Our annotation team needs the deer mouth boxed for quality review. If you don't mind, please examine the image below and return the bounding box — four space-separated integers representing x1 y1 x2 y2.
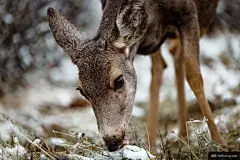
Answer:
104 136 123 152
103 133 129 152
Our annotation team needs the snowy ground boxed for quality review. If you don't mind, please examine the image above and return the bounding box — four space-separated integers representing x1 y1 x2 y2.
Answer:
0 34 239 159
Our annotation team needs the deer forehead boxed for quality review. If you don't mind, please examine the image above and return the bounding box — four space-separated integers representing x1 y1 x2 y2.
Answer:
76 54 126 95
77 54 110 83
77 59 110 98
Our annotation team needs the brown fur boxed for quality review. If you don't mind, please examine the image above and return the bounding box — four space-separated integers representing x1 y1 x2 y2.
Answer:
147 50 166 147
48 0 226 151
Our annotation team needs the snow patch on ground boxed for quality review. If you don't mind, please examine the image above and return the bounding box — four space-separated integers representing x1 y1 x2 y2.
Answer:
0 145 27 160
0 137 27 160
0 82 98 141
215 105 240 134
49 137 66 146
68 145 154 160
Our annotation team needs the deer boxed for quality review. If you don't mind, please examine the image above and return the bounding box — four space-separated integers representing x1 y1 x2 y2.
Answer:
47 0 226 152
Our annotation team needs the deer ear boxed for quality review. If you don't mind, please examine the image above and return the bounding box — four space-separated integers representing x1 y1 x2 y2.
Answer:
47 7 82 54
114 0 148 49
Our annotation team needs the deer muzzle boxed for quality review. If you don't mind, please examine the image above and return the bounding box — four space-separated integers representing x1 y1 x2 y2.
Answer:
103 133 125 152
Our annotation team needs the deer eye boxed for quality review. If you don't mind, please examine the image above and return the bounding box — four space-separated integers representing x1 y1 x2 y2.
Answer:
76 87 88 99
114 75 124 90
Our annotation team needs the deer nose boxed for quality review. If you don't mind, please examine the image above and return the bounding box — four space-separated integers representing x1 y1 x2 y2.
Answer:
103 135 124 152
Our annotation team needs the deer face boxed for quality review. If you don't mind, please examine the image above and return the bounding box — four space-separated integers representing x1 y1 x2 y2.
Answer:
47 0 147 151
76 44 137 151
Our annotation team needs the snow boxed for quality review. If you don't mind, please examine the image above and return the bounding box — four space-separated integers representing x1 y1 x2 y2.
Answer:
36 22 50 33
40 154 48 160
2 13 13 24
49 57 79 83
33 138 41 145
214 105 240 134
69 154 94 160
68 145 155 160
165 127 179 142
49 137 65 146
0 145 27 160
122 145 155 160
0 122 11 142
132 105 145 117
0 82 98 141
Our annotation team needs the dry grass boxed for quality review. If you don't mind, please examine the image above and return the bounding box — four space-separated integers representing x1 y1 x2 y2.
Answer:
0 104 239 160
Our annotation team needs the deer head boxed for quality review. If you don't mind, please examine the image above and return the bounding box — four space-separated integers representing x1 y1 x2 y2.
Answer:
47 0 147 151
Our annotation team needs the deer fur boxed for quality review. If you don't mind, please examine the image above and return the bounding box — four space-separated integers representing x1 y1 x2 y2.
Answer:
48 0 225 151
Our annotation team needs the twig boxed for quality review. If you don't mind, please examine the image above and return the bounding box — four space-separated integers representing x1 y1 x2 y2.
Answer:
53 130 76 138
144 122 151 152
18 132 55 160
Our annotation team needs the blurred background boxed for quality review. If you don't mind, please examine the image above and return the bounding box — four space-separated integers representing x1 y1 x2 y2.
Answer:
0 0 239 158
